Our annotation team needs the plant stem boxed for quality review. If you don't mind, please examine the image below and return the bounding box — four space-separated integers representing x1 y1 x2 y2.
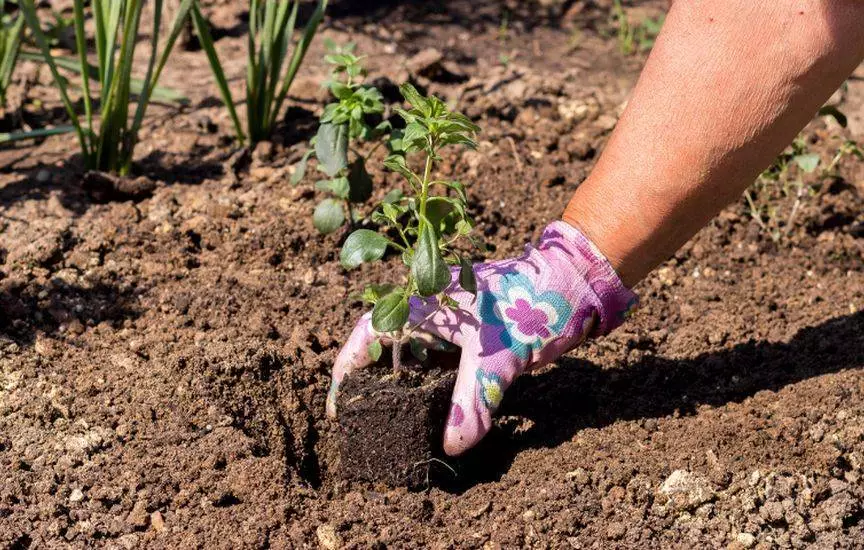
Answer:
391 334 402 371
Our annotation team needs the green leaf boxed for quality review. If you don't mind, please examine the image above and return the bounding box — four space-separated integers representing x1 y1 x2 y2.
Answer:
399 82 431 117
371 290 409 332
315 122 349 177
291 149 314 185
794 153 820 174
402 121 428 150
367 339 383 362
360 283 398 305
383 153 415 181
315 177 350 199
313 199 345 234
426 197 456 236
330 81 353 99
347 157 373 203
412 224 451 297
458 256 477 295
341 229 390 269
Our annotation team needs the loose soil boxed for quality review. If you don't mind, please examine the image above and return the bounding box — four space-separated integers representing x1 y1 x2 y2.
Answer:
1 1 863 548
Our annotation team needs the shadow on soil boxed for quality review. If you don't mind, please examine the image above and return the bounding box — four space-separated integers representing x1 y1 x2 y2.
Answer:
439 311 864 492
0 278 141 347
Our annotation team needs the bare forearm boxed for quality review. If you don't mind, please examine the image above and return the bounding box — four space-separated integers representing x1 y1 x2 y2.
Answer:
563 0 864 287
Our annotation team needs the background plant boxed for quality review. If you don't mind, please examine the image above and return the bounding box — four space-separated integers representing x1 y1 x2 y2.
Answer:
340 83 481 367
610 0 664 55
0 1 24 110
295 41 390 234
19 0 193 174
191 0 326 147
745 133 862 242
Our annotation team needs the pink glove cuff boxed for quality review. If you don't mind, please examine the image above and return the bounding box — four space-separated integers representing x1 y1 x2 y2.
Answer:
538 220 638 336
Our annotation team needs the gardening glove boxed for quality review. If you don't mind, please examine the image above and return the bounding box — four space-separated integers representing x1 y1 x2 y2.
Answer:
327 220 638 456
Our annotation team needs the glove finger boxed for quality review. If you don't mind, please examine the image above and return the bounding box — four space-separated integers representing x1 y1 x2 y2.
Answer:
442 337 522 456
327 312 382 418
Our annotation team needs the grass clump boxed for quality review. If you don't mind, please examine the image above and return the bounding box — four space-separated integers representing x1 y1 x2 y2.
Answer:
191 0 327 147
19 0 193 174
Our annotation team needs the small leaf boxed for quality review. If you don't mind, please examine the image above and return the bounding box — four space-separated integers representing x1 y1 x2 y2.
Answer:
360 283 398 305
367 339 383 362
382 189 404 204
315 177 350 199
341 229 390 269
315 123 349 177
383 154 414 180
313 199 346 234
426 197 456 236
399 82 431 117
403 122 428 149
794 153 820 174
459 257 477 295
412 224 451 297
347 158 373 203
291 149 314 185
372 290 409 332
330 81 353 100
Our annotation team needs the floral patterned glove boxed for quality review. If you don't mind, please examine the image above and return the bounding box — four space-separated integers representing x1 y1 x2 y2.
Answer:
327 221 638 456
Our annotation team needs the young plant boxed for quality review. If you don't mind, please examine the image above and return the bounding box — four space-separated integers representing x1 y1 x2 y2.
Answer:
745 132 863 242
296 41 388 234
610 0 664 55
190 0 327 147
340 83 481 369
19 0 194 174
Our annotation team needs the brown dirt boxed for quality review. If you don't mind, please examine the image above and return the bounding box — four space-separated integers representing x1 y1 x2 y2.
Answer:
338 363 456 489
1 1 863 548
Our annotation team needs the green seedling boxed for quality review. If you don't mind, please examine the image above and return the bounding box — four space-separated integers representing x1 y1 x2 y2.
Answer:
295 41 388 234
191 0 327 147
340 83 481 369
745 121 862 243
19 0 193 174
0 1 24 109
610 0 664 55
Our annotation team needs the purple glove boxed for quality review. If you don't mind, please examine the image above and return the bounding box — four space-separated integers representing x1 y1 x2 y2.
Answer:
327 221 638 456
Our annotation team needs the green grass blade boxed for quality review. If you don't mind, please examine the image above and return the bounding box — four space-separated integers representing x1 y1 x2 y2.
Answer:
190 2 245 143
92 0 107 84
262 0 296 130
269 0 327 129
128 0 164 157
0 14 24 105
0 125 76 143
18 0 90 161
102 0 123 91
72 0 93 132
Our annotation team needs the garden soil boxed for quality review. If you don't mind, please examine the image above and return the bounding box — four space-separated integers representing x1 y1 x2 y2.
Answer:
2 1 864 548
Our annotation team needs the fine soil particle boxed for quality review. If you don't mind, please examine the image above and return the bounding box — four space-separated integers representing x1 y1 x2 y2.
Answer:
338 365 456 488
1 0 863 548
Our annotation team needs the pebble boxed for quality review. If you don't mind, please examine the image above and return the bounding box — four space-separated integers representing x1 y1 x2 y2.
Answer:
736 532 756 548
150 511 165 532
69 488 84 502
658 470 715 511
316 524 341 550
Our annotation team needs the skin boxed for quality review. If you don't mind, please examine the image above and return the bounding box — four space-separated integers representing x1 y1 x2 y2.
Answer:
564 0 864 288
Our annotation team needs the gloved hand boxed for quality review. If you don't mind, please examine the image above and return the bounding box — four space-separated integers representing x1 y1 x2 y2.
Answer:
326 221 638 456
